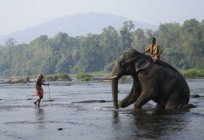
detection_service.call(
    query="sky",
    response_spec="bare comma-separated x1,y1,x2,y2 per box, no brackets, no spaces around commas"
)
0,0,204,36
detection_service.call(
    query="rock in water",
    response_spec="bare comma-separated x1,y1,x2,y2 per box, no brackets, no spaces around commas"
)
58,128,63,131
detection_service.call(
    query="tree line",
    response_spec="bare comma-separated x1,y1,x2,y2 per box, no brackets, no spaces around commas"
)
0,18,204,77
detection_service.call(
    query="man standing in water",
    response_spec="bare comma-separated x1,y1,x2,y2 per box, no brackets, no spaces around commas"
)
34,74,49,107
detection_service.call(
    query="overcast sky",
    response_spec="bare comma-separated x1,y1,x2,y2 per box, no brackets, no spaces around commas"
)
0,0,204,36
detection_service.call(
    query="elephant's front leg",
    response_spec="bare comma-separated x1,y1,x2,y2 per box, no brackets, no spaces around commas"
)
134,90,153,109
119,90,139,108
119,82,141,108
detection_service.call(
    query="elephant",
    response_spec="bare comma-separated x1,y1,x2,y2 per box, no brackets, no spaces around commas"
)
111,48,190,110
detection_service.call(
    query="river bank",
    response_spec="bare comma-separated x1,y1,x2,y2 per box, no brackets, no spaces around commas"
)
1,68,204,85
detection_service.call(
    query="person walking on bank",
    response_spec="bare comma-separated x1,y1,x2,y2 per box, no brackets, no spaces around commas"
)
144,37,162,62
34,74,49,107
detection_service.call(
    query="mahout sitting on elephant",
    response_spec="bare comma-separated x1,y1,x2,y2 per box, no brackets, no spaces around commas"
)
111,48,190,110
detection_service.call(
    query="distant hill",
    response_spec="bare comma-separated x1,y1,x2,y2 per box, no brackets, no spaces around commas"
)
0,13,158,44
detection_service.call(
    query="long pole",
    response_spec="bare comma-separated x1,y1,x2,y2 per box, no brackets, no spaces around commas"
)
48,82,52,106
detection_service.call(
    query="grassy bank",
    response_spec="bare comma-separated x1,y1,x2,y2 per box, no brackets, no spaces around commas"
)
82,70,204,79
2,69,204,83
45,72,111,82
45,73,71,81
180,69,204,79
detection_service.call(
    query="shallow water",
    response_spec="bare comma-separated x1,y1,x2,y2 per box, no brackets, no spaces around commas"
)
0,79,204,140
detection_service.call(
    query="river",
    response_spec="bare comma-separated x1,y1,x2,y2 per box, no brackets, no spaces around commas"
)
0,79,204,140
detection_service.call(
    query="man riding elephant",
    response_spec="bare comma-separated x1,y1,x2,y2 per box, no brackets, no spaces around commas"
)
144,37,162,62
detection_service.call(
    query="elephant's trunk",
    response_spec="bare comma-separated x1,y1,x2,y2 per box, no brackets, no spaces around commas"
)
112,77,119,109
111,60,122,109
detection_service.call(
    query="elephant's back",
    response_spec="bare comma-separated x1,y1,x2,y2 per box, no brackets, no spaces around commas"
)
155,60,179,73
156,60,188,88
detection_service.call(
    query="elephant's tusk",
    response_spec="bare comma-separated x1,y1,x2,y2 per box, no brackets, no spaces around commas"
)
111,75,118,79
102,76,118,80
102,77,112,80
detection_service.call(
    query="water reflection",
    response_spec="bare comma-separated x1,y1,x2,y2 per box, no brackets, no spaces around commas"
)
35,108,45,129
112,110,189,139
112,110,120,125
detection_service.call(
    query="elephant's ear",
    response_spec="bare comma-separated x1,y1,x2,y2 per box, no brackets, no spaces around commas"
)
135,56,151,72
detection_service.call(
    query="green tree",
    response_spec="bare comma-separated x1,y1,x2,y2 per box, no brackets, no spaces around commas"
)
181,19,204,68
77,34,103,72
120,20,135,51
132,28,147,51
99,26,121,70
